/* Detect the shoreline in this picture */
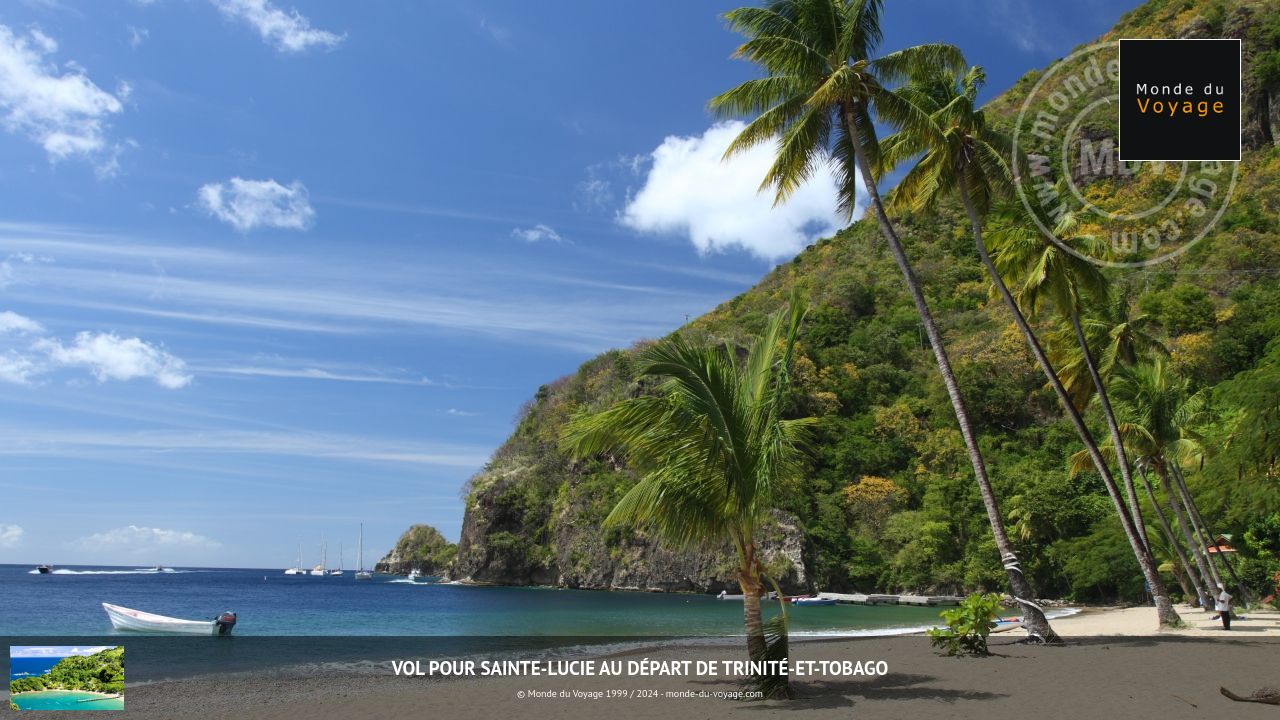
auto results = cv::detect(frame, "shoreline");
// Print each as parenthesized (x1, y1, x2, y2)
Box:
(116, 610, 1280, 720)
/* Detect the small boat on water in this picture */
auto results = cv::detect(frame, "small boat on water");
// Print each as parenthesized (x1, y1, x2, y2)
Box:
(102, 603, 237, 635)
(35, 564, 52, 574)
(790, 597, 837, 607)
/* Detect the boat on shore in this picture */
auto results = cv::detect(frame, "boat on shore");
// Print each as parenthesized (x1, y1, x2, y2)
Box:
(102, 602, 237, 635)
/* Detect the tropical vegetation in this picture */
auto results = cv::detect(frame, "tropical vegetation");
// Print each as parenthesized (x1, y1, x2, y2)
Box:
(9, 647, 124, 696)
(562, 299, 814, 698)
(448, 0, 1280, 634)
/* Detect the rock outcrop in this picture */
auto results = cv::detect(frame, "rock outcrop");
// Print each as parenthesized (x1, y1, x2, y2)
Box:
(375, 524, 457, 576)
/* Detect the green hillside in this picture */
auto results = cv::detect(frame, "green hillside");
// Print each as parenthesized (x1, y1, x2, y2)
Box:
(448, 0, 1280, 603)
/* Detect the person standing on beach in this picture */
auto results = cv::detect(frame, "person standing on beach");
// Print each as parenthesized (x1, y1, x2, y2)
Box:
(1215, 583, 1232, 630)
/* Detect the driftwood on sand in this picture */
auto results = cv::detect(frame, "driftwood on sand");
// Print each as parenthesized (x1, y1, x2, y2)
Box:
(1221, 686, 1280, 705)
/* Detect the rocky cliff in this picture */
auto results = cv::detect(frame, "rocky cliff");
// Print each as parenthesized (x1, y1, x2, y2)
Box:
(375, 524, 457, 576)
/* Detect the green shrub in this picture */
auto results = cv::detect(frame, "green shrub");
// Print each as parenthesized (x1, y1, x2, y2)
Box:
(928, 592, 1002, 656)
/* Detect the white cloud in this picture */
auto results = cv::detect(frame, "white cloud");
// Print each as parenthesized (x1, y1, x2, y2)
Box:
(446, 408, 478, 417)
(0, 25, 125, 166)
(0, 523, 22, 548)
(197, 177, 315, 231)
(72, 525, 221, 554)
(0, 353, 38, 385)
(511, 223, 563, 243)
(35, 331, 192, 388)
(0, 310, 43, 334)
(210, 0, 344, 53)
(620, 120, 853, 260)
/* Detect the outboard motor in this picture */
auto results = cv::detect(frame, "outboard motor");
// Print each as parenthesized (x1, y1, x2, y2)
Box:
(215, 611, 237, 636)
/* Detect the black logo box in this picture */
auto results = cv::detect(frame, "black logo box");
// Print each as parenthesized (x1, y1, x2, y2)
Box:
(1119, 38, 1241, 162)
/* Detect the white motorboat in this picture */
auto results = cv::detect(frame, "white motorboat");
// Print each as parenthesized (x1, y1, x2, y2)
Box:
(102, 603, 237, 635)
(355, 523, 372, 580)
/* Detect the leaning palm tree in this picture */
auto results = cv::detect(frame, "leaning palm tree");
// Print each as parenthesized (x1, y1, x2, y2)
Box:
(1102, 360, 1247, 602)
(878, 64, 1180, 626)
(987, 205, 1151, 551)
(561, 299, 814, 699)
(709, 0, 1060, 642)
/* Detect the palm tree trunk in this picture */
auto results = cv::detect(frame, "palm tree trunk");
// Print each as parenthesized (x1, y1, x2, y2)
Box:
(1138, 464, 1208, 607)
(843, 106, 1059, 643)
(1068, 308, 1149, 551)
(1169, 464, 1248, 601)
(1166, 464, 1222, 589)
(957, 175, 1180, 628)
(1155, 460, 1216, 608)
(738, 537, 768, 662)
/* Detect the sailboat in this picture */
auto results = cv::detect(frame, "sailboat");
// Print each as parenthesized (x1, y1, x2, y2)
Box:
(329, 544, 344, 576)
(355, 523, 372, 580)
(309, 539, 327, 576)
(283, 543, 305, 575)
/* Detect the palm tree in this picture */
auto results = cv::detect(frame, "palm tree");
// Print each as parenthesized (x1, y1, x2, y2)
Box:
(987, 206, 1151, 551)
(878, 64, 1181, 626)
(1135, 459, 1210, 607)
(709, 0, 1060, 643)
(561, 299, 814, 698)
(1108, 363, 1250, 602)
(1086, 360, 1218, 606)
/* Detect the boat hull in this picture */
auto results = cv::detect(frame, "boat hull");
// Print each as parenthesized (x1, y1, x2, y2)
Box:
(102, 603, 220, 635)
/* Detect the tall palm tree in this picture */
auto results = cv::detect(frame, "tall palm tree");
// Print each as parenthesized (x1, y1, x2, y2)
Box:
(561, 299, 814, 698)
(708, 0, 1060, 642)
(987, 206, 1151, 551)
(1105, 358, 1244, 599)
(878, 64, 1180, 626)
(1136, 460, 1210, 607)
(1086, 360, 1219, 606)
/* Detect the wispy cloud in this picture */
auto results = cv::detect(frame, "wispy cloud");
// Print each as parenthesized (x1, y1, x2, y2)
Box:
(197, 177, 315, 231)
(1, 224, 722, 354)
(511, 223, 563, 243)
(0, 24, 126, 170)
(11, 646, 115, 658)
(209, 0, 344, 53)
(0, 426, 490, 468)
(0, 523, 22, 548)
(126, 25, 148, 49)
(71, 524, 221, 554)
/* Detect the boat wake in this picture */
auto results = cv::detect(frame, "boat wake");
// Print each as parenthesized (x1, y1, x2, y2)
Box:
(27, 568, 202, 575)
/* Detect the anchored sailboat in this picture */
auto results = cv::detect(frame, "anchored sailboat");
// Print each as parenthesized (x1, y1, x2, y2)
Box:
(283, 543, 305, 575)
(329, 544, 344, 576)
(309, 539, 327, 576)
(355, 523, 372, 580)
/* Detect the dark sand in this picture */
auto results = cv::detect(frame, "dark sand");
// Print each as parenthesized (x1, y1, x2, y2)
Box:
(47, 634, 1278, 720)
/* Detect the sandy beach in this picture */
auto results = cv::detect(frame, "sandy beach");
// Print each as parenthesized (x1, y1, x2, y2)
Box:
(40, 603, 1270, 720)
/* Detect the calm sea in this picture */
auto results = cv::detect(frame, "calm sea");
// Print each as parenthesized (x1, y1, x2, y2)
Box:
(0, 564, 948, 637)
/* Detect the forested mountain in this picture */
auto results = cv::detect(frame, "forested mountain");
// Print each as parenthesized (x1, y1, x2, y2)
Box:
(445, 0, 1280, 603)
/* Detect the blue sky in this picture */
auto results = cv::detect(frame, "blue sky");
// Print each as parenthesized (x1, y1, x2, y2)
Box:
(0, 0, 1138, 568)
